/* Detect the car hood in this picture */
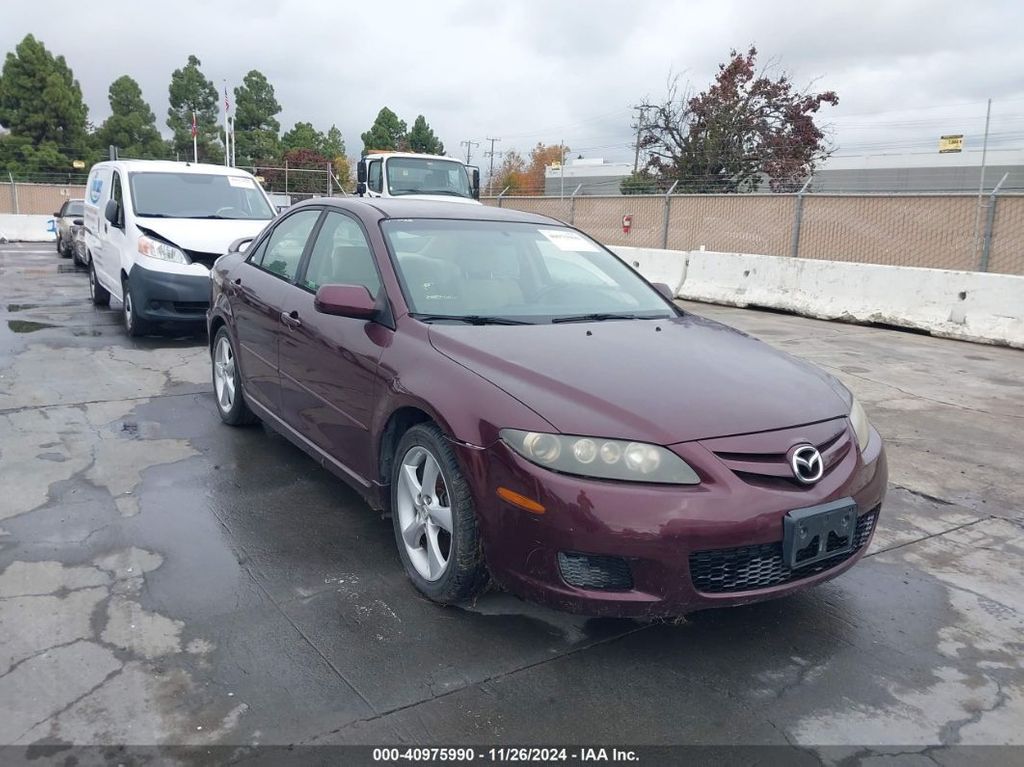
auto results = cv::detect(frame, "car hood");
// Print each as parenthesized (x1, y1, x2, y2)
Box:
(136, 218, 271, 254)
(427, 314, 850, 444)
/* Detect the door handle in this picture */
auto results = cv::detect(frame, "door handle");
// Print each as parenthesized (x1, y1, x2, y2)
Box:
(280, 310, 302, 329)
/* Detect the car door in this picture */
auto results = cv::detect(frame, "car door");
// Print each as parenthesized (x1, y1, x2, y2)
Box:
(98, 170, 127, 296)
(278, 210, 389, 480)
(230, 207, 323, 414)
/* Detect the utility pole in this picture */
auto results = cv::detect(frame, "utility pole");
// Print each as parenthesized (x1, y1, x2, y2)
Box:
(972, 98, 992, 260)
(460, 140, 480, 165)
(632, 105, 647, 174)
(484, 137, 502, 195)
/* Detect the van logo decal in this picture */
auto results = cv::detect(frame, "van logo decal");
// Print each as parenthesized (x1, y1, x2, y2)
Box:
(88, 177, 103, 204)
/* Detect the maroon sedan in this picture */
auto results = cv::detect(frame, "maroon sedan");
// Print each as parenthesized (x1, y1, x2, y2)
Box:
(207, 198, 886, 617)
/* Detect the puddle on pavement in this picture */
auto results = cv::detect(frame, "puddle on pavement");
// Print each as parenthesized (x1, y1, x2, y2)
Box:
(7, 320, 54, 333)
(6, 303, 38, 312)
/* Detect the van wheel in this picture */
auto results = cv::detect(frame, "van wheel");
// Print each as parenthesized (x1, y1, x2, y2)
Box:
(391, 423, 489, 605)
(89, 261, 110, 307)
(122, 276, 152, 337)
(212, 327, 257, 425)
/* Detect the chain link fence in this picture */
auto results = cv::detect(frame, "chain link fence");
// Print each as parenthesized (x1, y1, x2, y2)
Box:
(4, 177, 1022, 276)
(485, 191, 1024, 276)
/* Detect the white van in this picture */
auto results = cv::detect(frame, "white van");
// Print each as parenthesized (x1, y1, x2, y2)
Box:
(83, 160, 275, 335)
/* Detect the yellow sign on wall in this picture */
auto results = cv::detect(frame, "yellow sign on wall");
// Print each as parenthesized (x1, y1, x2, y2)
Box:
(939, 135, 964, 153)
(72, 160, 86, 169)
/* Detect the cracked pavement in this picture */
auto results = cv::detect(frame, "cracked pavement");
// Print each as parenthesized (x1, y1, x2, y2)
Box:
(0, 242, 1021, 760)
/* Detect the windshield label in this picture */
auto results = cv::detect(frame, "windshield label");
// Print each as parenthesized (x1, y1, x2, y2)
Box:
(228, 176, 256, 189)
(539, 228, 599, 252)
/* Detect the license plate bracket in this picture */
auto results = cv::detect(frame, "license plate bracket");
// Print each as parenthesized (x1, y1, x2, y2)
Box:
(783, 498, 858, 570)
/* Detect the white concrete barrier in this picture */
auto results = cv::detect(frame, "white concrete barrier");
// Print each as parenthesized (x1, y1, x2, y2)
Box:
(612, 246, 1024, 349)
(0, 214, 57, 242)
(614, 245, 689, 294)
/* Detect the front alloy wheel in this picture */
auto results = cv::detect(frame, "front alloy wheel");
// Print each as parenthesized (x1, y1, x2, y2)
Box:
(396, 446, 454, 582)
(391, 423, 489, 604)
(212, 327, 257, 426)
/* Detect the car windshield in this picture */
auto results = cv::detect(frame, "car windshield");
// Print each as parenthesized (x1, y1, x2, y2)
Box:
(128, 172, 275, 220)
(386, 158, 472, 198)
(382, 219, 675, 323)
(66, 200, 84, 217)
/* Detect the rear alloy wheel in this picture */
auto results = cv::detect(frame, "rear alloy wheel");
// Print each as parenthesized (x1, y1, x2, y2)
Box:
(89, 260, 110, 307)
(121, 276, 152, 337)
(212, 327, 257, 425)
(392, 423, 489, 604)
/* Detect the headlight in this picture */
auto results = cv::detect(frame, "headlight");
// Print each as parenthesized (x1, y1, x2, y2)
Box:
(501, 429, 700, 485)
(849, 396, 871, 452)
(138, 235, 188, 264)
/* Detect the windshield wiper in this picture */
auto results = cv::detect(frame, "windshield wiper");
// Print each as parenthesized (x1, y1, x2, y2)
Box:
(392, 189, 468, 197)
(411, 313, 533, 326)
(551, 312, 648, 323)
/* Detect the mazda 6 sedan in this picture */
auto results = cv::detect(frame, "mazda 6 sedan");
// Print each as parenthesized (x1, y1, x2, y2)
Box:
(207, 198, 886, 617)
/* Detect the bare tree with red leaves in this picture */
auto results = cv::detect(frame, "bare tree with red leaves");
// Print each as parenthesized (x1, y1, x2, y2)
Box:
(640, 47, 838, 192)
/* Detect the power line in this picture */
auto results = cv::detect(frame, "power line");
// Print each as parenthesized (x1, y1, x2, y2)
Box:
(484, 137, 502, 194)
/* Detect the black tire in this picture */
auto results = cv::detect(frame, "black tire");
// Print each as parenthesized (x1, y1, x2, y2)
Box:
(212, 326, 258, 426)
(391, 422, 489, 604)
(121, 275, 152, 337)
(58, 235, 71, 258)
(89, 260, 110, 307)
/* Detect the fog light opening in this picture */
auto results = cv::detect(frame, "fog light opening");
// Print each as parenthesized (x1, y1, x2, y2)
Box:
(496, 486, 546, 514)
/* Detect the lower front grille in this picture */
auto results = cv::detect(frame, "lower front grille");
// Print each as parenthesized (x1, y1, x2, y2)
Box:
(171, 301, 209, 314)
(558, 552, 633, 591)
(689, 508, 878, 594)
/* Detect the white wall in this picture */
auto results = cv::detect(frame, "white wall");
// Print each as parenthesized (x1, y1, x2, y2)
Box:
(0, 214, 56, 242)
(614, 245, 1024, 350)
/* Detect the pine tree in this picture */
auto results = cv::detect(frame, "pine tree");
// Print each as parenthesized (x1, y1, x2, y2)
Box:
(166, 55, 220, 162)
(97, 75, 165, 159)
(233, 69, 281, 164)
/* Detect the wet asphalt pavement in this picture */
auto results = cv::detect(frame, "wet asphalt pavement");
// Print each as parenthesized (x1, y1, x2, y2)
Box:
(1, 241, 1022, 760)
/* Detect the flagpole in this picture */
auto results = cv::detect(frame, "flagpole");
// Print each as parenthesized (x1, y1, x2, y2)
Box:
(223, 81, 229, 166)
(192, 111, 198, 163)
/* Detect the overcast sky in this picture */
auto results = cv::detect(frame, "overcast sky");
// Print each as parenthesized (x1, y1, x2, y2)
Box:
(3, 0, 1022, 166)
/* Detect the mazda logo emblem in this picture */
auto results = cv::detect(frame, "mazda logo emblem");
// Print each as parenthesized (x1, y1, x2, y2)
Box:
(790, 445, 824, 484)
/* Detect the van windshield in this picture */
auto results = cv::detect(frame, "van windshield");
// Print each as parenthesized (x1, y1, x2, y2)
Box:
(386, 158, 472, 198)
(129, 172, 274, 220)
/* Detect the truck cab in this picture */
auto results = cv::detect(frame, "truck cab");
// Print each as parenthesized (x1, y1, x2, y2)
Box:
(356, 152, 481, 204)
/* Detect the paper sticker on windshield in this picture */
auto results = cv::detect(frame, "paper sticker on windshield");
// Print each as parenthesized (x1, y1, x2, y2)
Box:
(228, 176, 256, 189)
(539, 229, 599, 252)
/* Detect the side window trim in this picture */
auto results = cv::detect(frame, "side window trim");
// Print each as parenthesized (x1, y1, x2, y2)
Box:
(247, 207, 325, 284)
(294, 209, 383, 296)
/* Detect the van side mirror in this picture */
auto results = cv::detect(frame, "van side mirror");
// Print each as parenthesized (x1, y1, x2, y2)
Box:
(652, 282, 674, 301)
(53, 211, 62, 218)
(227, 236, 253, 254)
(469, 167, 480, 199)
(356, 159, 367, 183)
(314, 284, 377, 320)
(104, 199, 120, 226)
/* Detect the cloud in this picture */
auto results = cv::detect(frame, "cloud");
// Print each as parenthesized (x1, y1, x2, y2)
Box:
(1, 0, 1021, 162)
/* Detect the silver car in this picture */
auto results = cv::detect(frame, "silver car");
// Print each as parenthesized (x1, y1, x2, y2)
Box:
(53, 198, 84, 260)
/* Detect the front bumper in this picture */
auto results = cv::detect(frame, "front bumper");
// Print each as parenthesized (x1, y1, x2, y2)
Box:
(455, 422, 887, 618)
(129, 263, 210, 323)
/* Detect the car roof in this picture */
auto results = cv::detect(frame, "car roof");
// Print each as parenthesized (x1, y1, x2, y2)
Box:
(295, 197, 566, 226)
(91, 159, 256, 177)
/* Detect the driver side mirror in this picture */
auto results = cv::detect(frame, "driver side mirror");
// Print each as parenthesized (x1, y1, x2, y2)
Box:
(314, 284, 377, 320)
(652, 282, 674, 301)
(227, 236, 253, 254)
(104, 199, 121, 227)
(469, 167, 480, 199)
